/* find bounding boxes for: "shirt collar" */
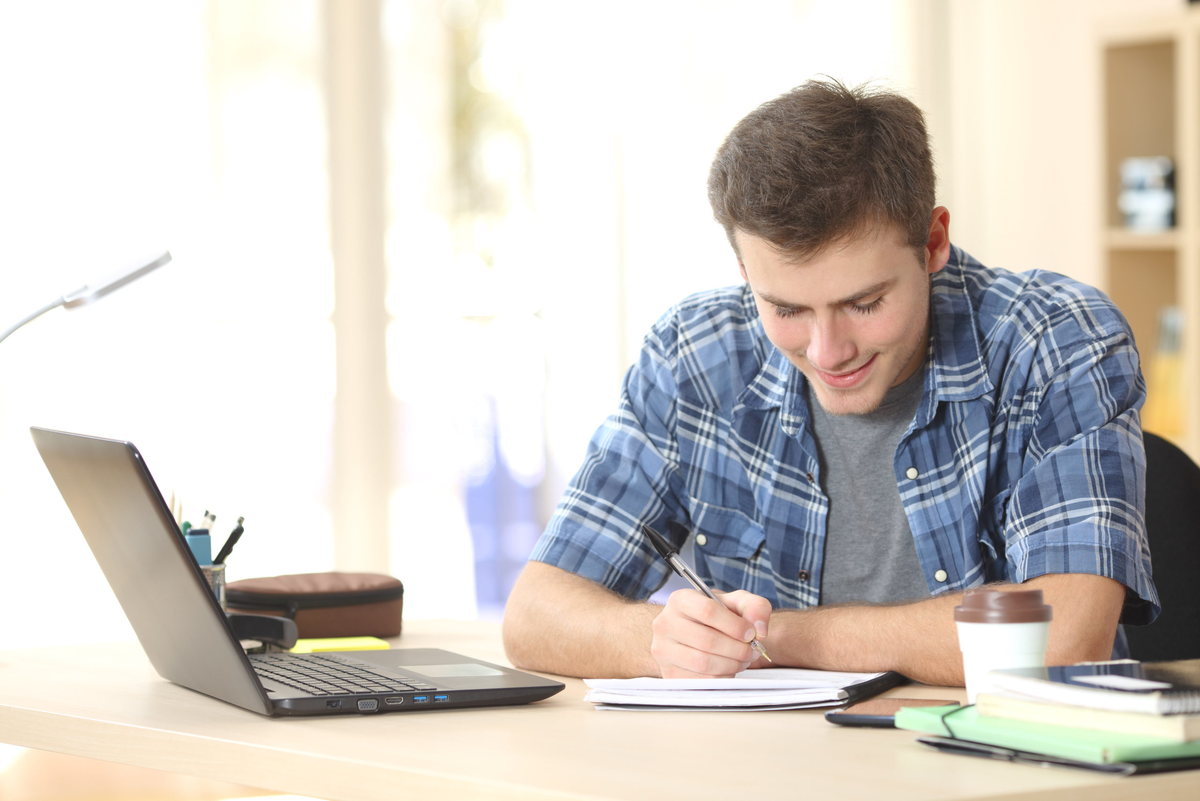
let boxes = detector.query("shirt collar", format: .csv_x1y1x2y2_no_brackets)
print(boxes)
734,245,993,435
923,245,994,407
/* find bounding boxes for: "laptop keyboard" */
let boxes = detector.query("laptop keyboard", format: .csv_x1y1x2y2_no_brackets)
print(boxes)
250,653,438,696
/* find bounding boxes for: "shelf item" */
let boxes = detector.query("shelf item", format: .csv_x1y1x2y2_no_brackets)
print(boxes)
1118,156,1175,231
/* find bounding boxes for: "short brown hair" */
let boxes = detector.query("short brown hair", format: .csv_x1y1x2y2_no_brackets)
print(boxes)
707,79,935,261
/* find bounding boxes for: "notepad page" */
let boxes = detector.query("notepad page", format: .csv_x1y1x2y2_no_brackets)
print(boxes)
584,667,887,691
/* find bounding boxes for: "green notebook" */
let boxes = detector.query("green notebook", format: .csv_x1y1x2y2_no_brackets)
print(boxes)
896,705,1200,764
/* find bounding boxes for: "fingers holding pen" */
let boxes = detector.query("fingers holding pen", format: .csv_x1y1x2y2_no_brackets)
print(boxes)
715,589,772,662
639,524,773,675
715,589,772,642
651,588,761,678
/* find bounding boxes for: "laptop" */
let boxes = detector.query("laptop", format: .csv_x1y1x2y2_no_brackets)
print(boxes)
30,426,565,717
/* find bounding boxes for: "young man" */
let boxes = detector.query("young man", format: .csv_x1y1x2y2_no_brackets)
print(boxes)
503,80,1158,685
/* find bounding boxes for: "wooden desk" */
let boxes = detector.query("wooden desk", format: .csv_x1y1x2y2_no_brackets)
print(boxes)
1,619,1198,801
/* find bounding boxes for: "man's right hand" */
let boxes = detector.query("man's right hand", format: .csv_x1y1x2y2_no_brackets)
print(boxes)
650,588,772,678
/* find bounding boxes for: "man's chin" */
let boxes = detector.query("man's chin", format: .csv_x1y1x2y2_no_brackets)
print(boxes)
809,384,886,417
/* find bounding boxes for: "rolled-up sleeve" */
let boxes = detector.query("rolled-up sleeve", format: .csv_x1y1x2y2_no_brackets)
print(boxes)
1004,322,1159,625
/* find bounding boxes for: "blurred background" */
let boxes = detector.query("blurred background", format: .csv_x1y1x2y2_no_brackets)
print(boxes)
0,0,1185,650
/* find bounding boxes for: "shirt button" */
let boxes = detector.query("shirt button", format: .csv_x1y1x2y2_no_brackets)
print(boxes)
798,569,811,581
905,467,919,480
806,472,815,483
696,534,708,547
934,569,948,582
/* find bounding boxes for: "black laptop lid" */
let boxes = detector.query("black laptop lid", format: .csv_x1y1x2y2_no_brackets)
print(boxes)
31,427,272,714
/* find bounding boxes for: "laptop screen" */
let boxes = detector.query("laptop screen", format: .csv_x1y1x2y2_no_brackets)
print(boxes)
31,427,271,714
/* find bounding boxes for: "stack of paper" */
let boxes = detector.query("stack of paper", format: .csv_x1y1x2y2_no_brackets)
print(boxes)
584,668,900,711
986,659,1200,715
976,693,1200,742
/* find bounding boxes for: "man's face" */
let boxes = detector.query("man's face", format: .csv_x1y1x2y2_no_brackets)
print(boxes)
736,224,940,416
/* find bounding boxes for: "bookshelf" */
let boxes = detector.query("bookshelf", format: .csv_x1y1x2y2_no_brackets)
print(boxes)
1100,7,1200,461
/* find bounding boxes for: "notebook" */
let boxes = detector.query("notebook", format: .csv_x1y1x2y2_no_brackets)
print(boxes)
897,704,1200,767
30,427,564,718
975,692,1200,742
583,668,903,710
988,659,1200,715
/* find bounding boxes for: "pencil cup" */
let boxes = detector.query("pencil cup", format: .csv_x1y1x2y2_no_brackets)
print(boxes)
201,563,227,611
954,588,1051,704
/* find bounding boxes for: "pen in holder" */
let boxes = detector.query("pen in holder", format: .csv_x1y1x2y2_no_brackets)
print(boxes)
186,526,226,610
202,563,227,610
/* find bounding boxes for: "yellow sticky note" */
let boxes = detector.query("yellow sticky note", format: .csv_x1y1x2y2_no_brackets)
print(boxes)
290,636,391,653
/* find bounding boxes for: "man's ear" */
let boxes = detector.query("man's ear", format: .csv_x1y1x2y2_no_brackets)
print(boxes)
925,206,951,275
737,257,749,283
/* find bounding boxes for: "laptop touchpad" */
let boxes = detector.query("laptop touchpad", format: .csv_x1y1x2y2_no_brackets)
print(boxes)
398,663,505,678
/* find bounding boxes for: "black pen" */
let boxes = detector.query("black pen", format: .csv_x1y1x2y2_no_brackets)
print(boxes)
641,524,771,662
213,516,244,565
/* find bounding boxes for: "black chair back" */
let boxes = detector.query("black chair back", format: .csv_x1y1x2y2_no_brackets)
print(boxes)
1123,431,1200,661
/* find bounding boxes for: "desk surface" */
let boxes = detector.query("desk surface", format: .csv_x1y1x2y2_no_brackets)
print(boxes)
2,619,1199,801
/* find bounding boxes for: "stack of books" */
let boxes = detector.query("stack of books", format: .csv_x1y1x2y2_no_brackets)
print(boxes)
896,659,1200,775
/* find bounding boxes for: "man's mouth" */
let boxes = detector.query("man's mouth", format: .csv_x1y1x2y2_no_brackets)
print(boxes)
813,354,878,389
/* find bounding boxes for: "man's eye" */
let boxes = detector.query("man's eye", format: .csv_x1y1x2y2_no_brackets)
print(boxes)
773,306,800,319
851,298,883,315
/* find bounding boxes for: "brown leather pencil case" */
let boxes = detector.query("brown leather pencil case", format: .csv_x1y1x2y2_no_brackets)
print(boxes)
224,572,404,639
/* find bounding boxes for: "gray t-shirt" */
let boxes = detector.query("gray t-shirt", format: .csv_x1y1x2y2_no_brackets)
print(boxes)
806,364,929,605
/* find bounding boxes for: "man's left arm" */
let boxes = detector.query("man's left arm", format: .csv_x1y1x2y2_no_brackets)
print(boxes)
758,572,1126,686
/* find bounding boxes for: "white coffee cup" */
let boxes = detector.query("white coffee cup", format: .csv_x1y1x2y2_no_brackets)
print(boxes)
954,588,1052,704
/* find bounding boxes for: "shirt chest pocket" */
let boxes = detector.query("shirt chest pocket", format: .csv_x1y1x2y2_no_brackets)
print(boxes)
684,498,767,589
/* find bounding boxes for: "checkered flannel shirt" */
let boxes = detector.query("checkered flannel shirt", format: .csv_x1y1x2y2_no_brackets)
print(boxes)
531,246,1159,627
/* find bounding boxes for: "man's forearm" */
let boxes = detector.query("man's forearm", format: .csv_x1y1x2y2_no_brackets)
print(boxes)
768,593,966,685
766,573,1126,685
503,561,662,678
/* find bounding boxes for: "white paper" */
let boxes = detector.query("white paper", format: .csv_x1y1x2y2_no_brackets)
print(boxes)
584,687,849,707
1072,674,1172,691
583,667,885,691
592,700,845,712
581,667,889,710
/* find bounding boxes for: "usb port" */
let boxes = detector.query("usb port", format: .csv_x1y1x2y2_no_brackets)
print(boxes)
413,695,429,703
383,696,405,706
434,695,449,703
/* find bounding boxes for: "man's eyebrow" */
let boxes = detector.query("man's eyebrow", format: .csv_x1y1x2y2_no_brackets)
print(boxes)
757,279,895,310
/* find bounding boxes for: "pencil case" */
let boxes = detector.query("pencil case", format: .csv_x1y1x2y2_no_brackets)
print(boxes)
224,572,404,639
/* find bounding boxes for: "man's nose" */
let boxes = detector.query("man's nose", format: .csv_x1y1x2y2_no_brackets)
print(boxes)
805,315,857,372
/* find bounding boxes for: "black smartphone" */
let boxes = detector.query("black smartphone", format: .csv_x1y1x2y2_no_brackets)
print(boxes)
824,697,960,728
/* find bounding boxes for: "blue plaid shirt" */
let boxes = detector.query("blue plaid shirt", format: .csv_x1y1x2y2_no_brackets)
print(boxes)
532,246,1159,629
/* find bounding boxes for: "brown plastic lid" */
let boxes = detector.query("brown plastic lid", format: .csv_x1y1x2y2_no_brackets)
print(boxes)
954,588,1052,624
